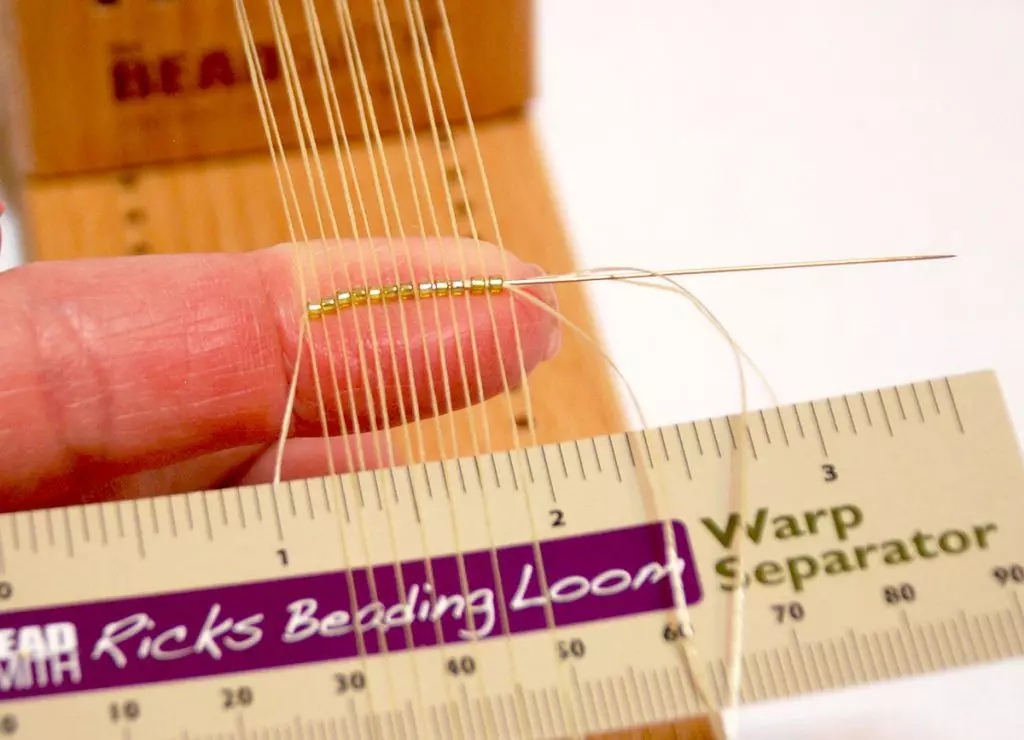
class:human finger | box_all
[0,238,559,509]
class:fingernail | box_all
[543,323,563,361]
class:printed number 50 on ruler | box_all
[1,370,1024,739]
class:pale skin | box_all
[0,203,561,513]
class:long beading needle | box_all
[505,253,956,288]
[307,253,955,317]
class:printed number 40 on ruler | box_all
[2,370,1024,739]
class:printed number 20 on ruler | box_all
[2,370,1024,739]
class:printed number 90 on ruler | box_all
[2,370,1024,738]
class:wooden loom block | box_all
[0,0,531,176]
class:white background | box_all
[3,1,1024,736]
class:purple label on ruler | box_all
[0,520,702,701]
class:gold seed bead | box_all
[307,275,509,318]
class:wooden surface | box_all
[0,0,531,176]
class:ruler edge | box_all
[0,366,1015,529]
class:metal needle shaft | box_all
[505,254,956,288]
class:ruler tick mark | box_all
[641,669,666,722]
[843,395,858,434]
[492,694,511,739]
[893,386,908,420]
[656,667,678,717]
[44,509,54,547]
[867,632,890,679]
[705,660,725,707]
[657,427,670,463]
[832,637,855,686]
[236,489,247,529]
[612,675,632,728]
[724,416,738,451]
[859,392,874,427]
[877,390,894,437]
[623,433,638,469]
[7,516,18,553]
[847,631,870,682]
[201,492,214,541]
[944,377,965,433]
[826,398,839,432]
[534,687,553,737]
[675,425,693,479]
[914,622,936,673]
[746,425,759,460]
[596,678,618,731]
[881,630,903,677]
[707,420,722,458]
[668,664,690,714]
[572,439,586,480]
[607,436,623,482]
[1009,593,1024,647]
[759,409,772,444]
[167,498,178,538]
[960,610,981,661]
[62,509,74,558]
[217,489,229,527]
[975,613,996,660]
[78,505,90,544]
[131,500,146,559]
[813,641,835,689]
[792,404,806,439]
[927,621,953,668]
[503,453,517,491]
[893,620,918,674]
[556,440,570,476]
[741,653,762,701]
[910,382,926,421]
[990,612,1014,658]
[690,421,706,456]
[27,511,38,553]
[927,380,941,414]
[944,617,967,665]
[752,651,775,699]
[1000,609,1024,654]
[808,403,828,456]
[632,667,654,723]
[775,407,791,446]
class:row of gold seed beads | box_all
[307,276,506,319]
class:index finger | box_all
[0,238,560,509]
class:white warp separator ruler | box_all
[1,369,1024,739]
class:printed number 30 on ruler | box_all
[2,370,1024,739]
